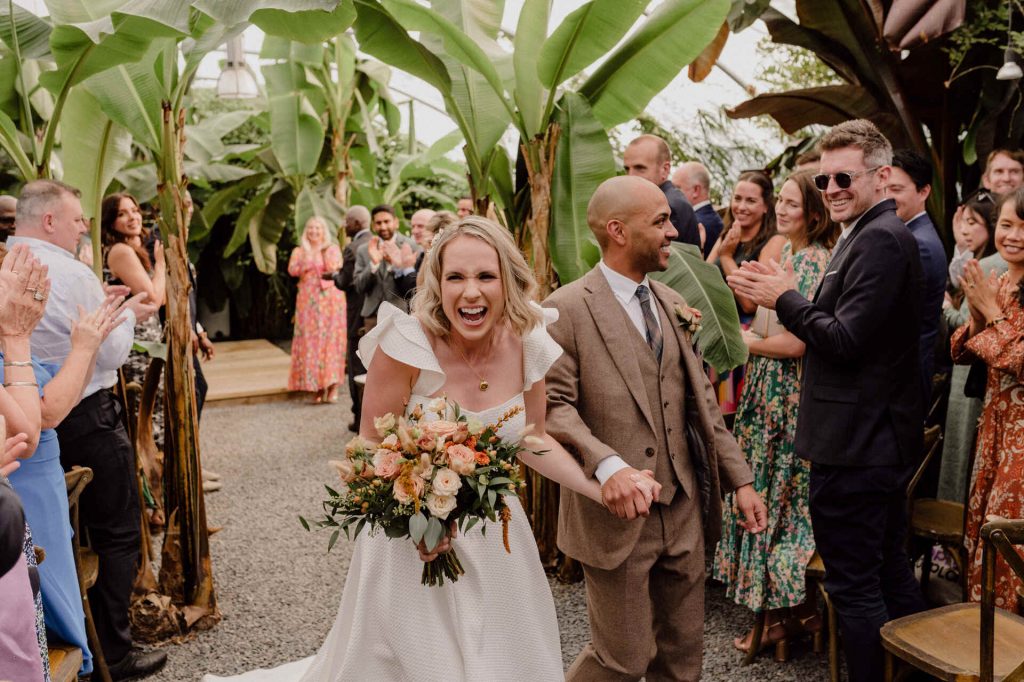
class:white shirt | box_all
[9,236,136,398]
[593,261,663,484]
[692,199,712,211]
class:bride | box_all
[206,217,659,681]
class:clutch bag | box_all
[750,305,785,339]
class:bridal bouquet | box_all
[301,397,540,586]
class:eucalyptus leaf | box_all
[408,511,427,544]
[423,516,443,552]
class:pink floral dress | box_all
[951,283,1024,613]
[288,245,346,392]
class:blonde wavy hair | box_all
[412,216,541,338]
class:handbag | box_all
[963,359,988,399]
[750,305,785,339]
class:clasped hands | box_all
[960,259,1007,334]
[726,258,797,310]
[601,467,661,520]
[369,237,416,270]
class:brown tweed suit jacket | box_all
[543,266,753,570]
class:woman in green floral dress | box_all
[713,170,840,654]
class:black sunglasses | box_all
[812,167,880,191]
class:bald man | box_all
[623,134,701,249]
[409,208,436,251]
[0,195,16,242]
[672,162,723,258]
[543,175,764,681]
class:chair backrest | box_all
[980,518,1024,681]
[64,466,93,509]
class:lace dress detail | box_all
[205,303,565,682]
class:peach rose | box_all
[431,467,462,496]
[426,493,457,520]
[421,420,461,442]
[393,473,424,504]
[329,459,356,483]
[374,413,396,435]
[373,450,403,480]
[446,444,477,475]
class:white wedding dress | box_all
[204,303,565,682]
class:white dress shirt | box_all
[9,236,136,398]
[593,261,663,484]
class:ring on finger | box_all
[32,291,44,302]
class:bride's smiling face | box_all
[440,235,505,342]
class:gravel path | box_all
[148,397,832,681]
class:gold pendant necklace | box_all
[455,344,489,391]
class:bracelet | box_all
[986,316,1007,328]
[3,381,37,388]
[3,361,31,367]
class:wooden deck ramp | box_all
[204,339,298,406]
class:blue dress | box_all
[7,357,92,674]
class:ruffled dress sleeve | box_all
[522,303,563,391]
[356,302,447,396]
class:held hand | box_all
[0,432,30,477]
[602,466,655,520]
[368,237,383,265]
[416,520,458,562]
[630,469,662,508]
[734,484,768,533]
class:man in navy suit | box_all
[728,119,927,682]
[623,135,701,249]
[888,149,947,401]
[672,161,723,258]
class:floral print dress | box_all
[951,278,1024,612]
[712,241,829,611]
[288,245,346,392]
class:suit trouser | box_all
[346,331,364,424]
[55,389,141,665]
[567,489,704,682]
[810,462,926,682]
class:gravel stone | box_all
[146,396,833,681]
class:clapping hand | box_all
[397,242,417,270]
[602,466,660,520]
[0,245,49,338]
[0,432,30,478]
[961,259,1002,330]
[381,239,401,266]
[368,237,384,265]
[726,259,796,310]
[117,291,158,324]
[71,296,127,354]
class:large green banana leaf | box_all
[579,0,729,129]
[0,3,52,59]
[250,1,356,43]
[262,61,325,178]
[536,0,645,90]
[352,0,451,93]
[548,92,612,285]
[60,87,132,221]
[511,0,548,138]
[650,242,747,373]
[294,183,344,240]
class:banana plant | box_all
[45,0,352,637]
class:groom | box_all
[544,175,766,681]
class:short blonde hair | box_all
[412,216,541,338]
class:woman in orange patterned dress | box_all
[952,186,1024,612]
[288,217,346,403]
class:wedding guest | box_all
[952,186,1024,612]
[288,216,345,404]
[888,149,946,400]
[9,179,165,681]
[456,196,473,218]
[409,208,436,251]
[728,119,928,682]
[0,471,44,682]
[673,161,723,257]
[396,210,457,300]
[328,206,371,431]
[624,134,701,247]
[353,204,420,327]
[937,191,1001,503]
[713,170,838,656]
[980,148,1024,195]
[707,171,786,414]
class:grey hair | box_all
[17,179,80,227]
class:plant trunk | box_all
[519,124,576,577]
[155,102,219,631]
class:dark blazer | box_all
[660,181,701,248]
[775,199,924,467]
[333,229,371,337]
[394,250,424,301]
[694,202,724,259]
[906,212,947,399]
[353,233,420,317]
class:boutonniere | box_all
[674,303,702,336]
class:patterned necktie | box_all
[635,284,663,362]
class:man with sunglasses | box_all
[727,119,927,682]
[0,195,16,242]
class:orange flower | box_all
[465,436,477,449]
[474,451,490,465]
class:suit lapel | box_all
[583,269,657,433]
[813,199,895,301]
